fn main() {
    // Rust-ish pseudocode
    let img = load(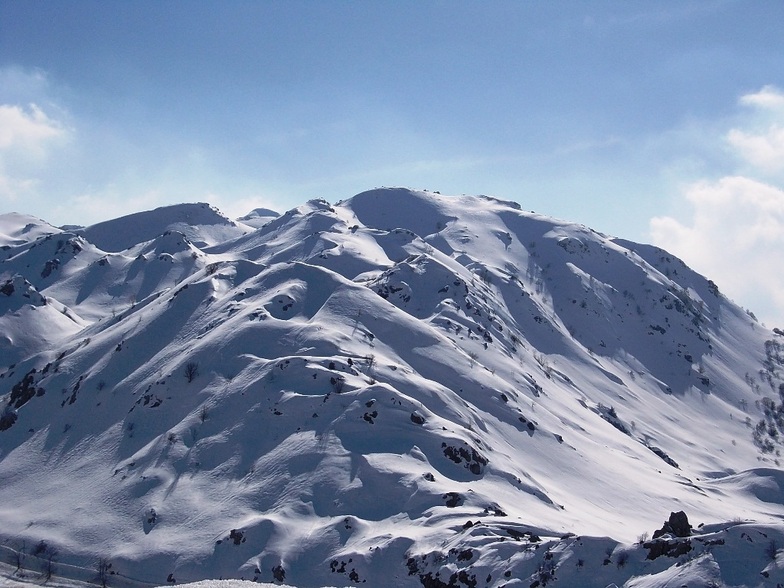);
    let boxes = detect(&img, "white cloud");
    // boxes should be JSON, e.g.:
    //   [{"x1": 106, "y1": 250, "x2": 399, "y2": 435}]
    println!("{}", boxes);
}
[
  {"x1": 0, "y1": 103, "x2": 65, "y2": 153},
  {"x1": 0, "y1": 102, "x2": 69, "y2": 204},
  {"x1": 726, "y1": 86, "x2": 784, "y2": 174},
  {"x1": 727, "y1": 125, "x2": 784, "y2": 174},
  {"x1": 739, "y1": 85, "x2": 784, "y2": 111},
  {"x1": 651, "y1": 86, "x2": 784, "y2": 327},
  {"x1": 651, "y1": 177, "x2": 784, "y2": 327}
]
